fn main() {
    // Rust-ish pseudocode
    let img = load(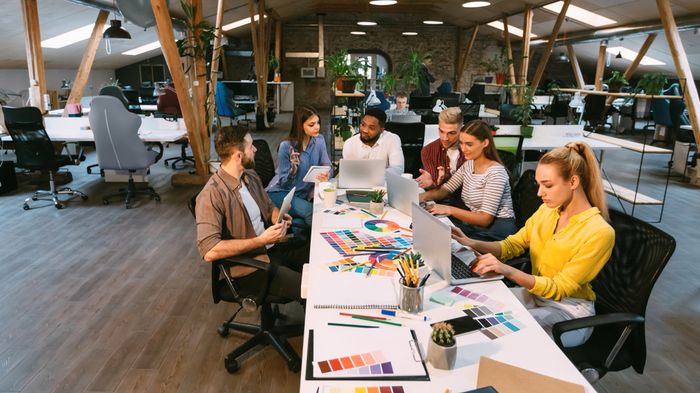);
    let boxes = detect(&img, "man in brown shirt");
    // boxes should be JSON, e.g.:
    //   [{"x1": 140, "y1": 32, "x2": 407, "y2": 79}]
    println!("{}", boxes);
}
[{"x1": 196, "y1": 125, "x2": 308, "y2": 302}]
